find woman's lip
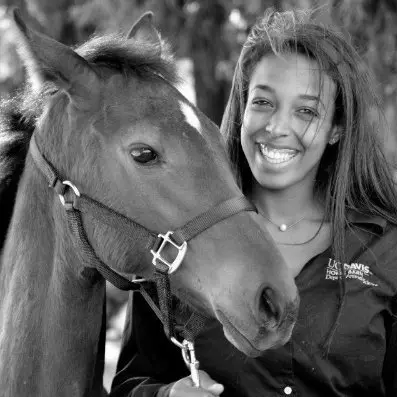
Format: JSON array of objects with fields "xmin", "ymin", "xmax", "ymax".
[{"xmin": 257, "ymin": 143, "xmax": 299, "ymax": 152}]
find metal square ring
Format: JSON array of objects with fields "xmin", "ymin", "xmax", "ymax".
[{"xmin": 150, "ymin": 231, "xmax": 187, "ymax": 274}]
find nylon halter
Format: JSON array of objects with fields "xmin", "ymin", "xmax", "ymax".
[{"xmin": 28, "ymin": 134, "xmax": 257, "ymax": 363}]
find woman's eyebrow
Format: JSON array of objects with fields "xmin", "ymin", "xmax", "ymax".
[
  {"xmin": 249, "ymin": 84, "xmax": 275, "ymax": 94},
  {"xmin": 298, "ymin": 94, "xmax": 325, "ymax": 110}
]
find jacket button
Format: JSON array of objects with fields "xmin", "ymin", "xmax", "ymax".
[{"xmin": 284, "ymin": 386, "xmax": 293, "ymax": 395}]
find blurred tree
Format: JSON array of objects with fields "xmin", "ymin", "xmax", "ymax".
[
  {"xmin": 330, "ymin": 0, "xmax": 397, "ymax": 163},
  {"xmin": 167, "ymin": 0, "xmax": 281, "ymax": 125},
  {"xmin": 184, "ymin": 0, "xmax": 228, "ymax": 125}
]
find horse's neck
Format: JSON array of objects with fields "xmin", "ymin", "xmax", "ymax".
[{"xmin": 0, "ymin": 156, "xmax": 106, "ymax": 397}]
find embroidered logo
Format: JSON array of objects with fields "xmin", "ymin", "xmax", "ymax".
[{"xmin": 325, "ymin": 258, "xmax": 378, "ymax": 287}]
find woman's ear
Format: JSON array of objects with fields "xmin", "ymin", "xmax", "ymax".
[{"xmin": 328, "ymin": 126, "xmax": 341, "ymax": 145}]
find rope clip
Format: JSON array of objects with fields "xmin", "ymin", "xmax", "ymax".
[{"xmin": 171, "ymin": 337, "xmax": 200, "ymax": 388}]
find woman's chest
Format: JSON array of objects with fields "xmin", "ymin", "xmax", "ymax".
[
  {"xmin": 273, "ymin": 223, "xmax": 332, "ymax": 278},
  {"xmin": 293, "ymin": 253, "xmax": 389, "ymax": 357}
]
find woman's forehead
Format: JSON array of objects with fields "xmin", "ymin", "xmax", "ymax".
[{"xmin": 248, "ymin": 53, "xmax": 336, "ymax": 102}]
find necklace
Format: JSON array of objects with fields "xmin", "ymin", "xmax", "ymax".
[
  {"xmin": 278, "ymin": 217, "xmax": 325, "ymax": 245},
  {"xmin": 257, "ymin": 205, "xmax": 326, "ymax": 245},
  {"xmin": 260, "ymin": 213, "xmax": 306, "ymax": 232}
]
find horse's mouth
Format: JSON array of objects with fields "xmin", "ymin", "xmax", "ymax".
[{"xmin": 215, "ymin": 309, "xmax": 289, "ymax": 357}]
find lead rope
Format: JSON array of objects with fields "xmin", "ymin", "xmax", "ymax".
[{"xmin": 148, "ymin": 270, "xmax": 206, "ymax": 387}]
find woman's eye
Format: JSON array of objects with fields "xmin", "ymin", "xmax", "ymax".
[
  {"xmin": 130, "ymin": 147, "xmax": 158, "ymax": 164},
  {"xmin": 252, "ymin": 99, "xmax": 273, "ymax": 107},
  {"xmin": 297, "ymin": 108, "xmax": 319, "ymax": 118}
]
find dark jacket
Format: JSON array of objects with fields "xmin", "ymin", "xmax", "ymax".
[{"xmin": 110, "ymin": 215, "xmax": 397, "ymax": 397}]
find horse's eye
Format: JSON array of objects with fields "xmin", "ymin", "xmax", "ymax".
[{"xmin": 130, "ymin": 147, "xmax": 158, "ymax": 164}]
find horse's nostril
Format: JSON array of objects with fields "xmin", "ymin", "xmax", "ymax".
[{"xmin": 261, "ymin": 287, "xmax": 280, "ymax": 323}]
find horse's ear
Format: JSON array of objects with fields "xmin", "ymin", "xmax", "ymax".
[
  {"xmin": 127, "ymin": 11, "xmax": 161, "ymax": 48},
  {"xmin": 11, "ymin": 8, "xmax": 99, "ymax": 106}
]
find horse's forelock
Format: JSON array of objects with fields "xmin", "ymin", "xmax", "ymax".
[{"xmin": 76, "ymin": 33, "xmax": 180, "ymax": 86}]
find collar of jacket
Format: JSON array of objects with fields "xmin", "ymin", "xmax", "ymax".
[{"xmin": 347, "ymin": 210, "xmax": 387, "ymax": 235}]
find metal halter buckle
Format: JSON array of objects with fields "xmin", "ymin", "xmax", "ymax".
[
  {"xmin": 150, "ymin": 231, "xmax": 187, "ymax": 274},
  {"xmin": 58, "ymin": 180, "xmax": 80, "ymax": 207}
]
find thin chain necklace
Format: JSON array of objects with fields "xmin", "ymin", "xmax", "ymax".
[
  {"xmin": 260, "ymin": 213, "xmax": 306, "ymax": 232},
  {"xmin": 258, "ymin": 210, "xmax": 326, "ymax": 245},
  {"xmin": 278, "ymin": 216, "xmax": 325, "ymax": 246}
]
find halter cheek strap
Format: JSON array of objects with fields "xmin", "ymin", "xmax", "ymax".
[{"xmin": 28, "ymin": 134, "xmax": 257, "ymax": 353}]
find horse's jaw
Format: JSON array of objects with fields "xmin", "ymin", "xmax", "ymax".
[{"xmin": 214, "ymin": 306, "xmax": 296, "ymax": 357}]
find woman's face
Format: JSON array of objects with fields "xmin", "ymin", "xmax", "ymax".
[{"xmin": 241, "ymin": 53, "xmax": 338, "ymax": 192}]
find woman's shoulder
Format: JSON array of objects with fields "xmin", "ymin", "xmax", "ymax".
[{"xmin": 347, "ymin": 210, "xmax": 397, "ymax": 261}]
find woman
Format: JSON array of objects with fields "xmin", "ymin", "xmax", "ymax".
[{"xmin": 110, "ymin": 9, "xmax": 397, "ymax": 397}]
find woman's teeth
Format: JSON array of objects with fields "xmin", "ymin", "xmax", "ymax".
[{"xmin": 259, "ymin": 144, "xmax": 298, "ymax": 164}]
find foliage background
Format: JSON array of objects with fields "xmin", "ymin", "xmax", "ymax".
[{"xmin": 1, "ymin": 0, "xmax": 396, "ymax": 389}]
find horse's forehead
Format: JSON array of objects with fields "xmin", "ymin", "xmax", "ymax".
[
  {"xmin": 111, "ymin": 78, "xmax": 177, "ymax": 115},
  {"xmin": 151, "ymin": 97, "xmax": 212, "ymax": 143},
  {"xmin": 110, "ymin": 80, "xmax": 208, "ymax": 136},
  {"xmin": 179, "ymin": 101, "xmax": 202, "ymax": 135}
]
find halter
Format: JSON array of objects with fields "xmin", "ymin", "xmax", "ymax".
[{"xmin": 29, "ymin": 135, "xmax": 257, "ymax": 386}]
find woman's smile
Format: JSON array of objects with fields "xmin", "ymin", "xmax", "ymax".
[{"xmin": 258, "ymin": 143, "xmax": 299, "ymax": 165}]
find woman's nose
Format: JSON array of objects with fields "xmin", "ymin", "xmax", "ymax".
[{"xmin": 266, "ymin": 111, "xmax": 290, "ymax": 136}]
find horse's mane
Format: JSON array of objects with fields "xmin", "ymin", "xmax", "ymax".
[
  {"xmin": 0, "ymin": 32, "xmax": 178, "ymax": 251},
  {"xmin": 0, "ymin": 96, "xmax": 34, "ymax": 252}
]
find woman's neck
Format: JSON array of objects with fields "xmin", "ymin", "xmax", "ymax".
[{"xmin": 250, "ymin": 181, "xmax": 324, "ymax": 224}]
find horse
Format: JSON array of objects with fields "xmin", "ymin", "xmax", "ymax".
[{"xmin": 0, "ymin": 10, "xmax": 299, "ymax": 397}]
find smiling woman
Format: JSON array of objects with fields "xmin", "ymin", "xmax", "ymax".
[{"xmin": 110, "ymin": 8, "xmax": 397, "ymax": 397}]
